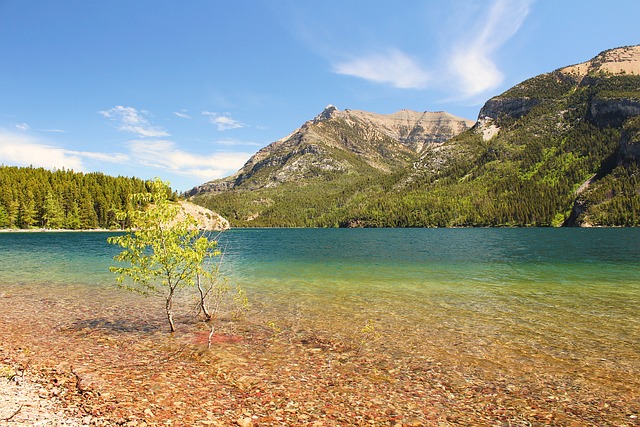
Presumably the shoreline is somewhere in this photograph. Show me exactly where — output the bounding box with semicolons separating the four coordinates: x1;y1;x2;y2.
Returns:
0;362;87;426
0;228;118;233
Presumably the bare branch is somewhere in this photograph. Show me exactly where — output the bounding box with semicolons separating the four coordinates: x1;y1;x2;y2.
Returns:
1;404;24;421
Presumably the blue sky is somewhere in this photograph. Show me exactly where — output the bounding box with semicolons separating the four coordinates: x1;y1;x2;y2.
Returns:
0;0;638;191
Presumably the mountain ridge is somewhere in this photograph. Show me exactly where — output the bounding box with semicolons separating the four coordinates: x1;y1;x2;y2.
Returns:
191;45;640;227
188;107;473;195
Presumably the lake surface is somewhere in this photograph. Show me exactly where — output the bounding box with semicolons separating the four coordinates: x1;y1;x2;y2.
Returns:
3;228;639;288
1;228;639;423
1;228;639;365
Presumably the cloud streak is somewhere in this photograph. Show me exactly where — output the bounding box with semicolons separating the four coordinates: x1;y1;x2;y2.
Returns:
173;110;192;119
202;111;247;131
0;130;126;172
310;0;532;98
127;139;251;181
333;49;430;89
99;106;169;137
0;128;251;188
448;0;534;97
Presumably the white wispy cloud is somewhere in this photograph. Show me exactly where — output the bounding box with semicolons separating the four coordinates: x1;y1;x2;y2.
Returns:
13;121;66;133
333;49;430;89
295;0;532;99
68;150;129;163
0;127;250;189
173;110;192;119
0;129;130;172
127;139;251;181
0;130;83;171
202;111;247;131
99;106;169;138
215;138;262;147
447;0;533;97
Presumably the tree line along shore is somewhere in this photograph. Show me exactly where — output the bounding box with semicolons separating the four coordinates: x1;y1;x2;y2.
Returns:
0;166;167;230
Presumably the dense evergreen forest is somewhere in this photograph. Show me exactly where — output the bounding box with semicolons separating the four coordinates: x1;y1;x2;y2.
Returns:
0;166;155;229
193;71;640;227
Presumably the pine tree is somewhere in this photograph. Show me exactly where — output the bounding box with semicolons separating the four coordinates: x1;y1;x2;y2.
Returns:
42;191;64;229
18;196;38;229
0;204;9;227
64;201;82;230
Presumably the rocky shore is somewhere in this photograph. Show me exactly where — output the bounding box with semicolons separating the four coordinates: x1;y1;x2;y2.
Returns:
1;281;638;426
0;362;84;426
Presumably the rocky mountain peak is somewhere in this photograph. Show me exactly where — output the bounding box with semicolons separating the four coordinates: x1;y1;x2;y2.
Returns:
560;45;640;78
187;106;473;196
189;45;640;228
313;104;340;122
477;45;640;137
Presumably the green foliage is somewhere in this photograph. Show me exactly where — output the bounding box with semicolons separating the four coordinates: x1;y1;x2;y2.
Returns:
500;72;578;100
0;204;8;227
578;165;640;226
194;69;639;228
108;179;221;332
42;191;64;228
356;319;380;355
0;166;149;229
588;74;640;99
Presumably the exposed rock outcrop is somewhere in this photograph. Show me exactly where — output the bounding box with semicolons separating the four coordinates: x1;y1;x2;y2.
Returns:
618;117;640;164
187;107;473;195
587;96;640;128
560;45;640;78
478;97;540;122
174;201;229;230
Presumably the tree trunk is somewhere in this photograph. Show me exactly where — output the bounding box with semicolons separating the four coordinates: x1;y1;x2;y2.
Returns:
166;290;176;333
197;273;212;321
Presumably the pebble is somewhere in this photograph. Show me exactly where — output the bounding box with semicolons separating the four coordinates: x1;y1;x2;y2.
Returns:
236;416;253;426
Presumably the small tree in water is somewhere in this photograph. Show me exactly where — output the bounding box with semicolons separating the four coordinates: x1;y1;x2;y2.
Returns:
108;179;220;332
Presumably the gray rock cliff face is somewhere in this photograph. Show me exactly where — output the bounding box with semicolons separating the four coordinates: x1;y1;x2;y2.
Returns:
618;118;640;164
187;106;473;196
478;46;640;126
588;97;640;128
478;97;540;121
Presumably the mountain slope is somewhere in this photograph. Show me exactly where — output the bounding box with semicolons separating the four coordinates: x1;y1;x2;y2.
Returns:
188;107;473;226
390;45;640;227
192;45;640;227
189;106;473;194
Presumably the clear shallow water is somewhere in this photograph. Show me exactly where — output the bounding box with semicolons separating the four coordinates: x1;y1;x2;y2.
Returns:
1;228;639;309
214;229;639;364
1;228;638;365
2;228;638;424
216;228;640;318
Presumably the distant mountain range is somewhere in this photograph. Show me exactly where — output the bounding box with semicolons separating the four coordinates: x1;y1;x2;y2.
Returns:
190;45;640;227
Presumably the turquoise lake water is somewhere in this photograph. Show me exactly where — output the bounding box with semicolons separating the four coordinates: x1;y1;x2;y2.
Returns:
2;227;638;294
1;228;639;366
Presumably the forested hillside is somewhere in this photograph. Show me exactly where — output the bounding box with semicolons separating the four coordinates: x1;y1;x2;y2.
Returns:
192;46;640;227
0;166;153;229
